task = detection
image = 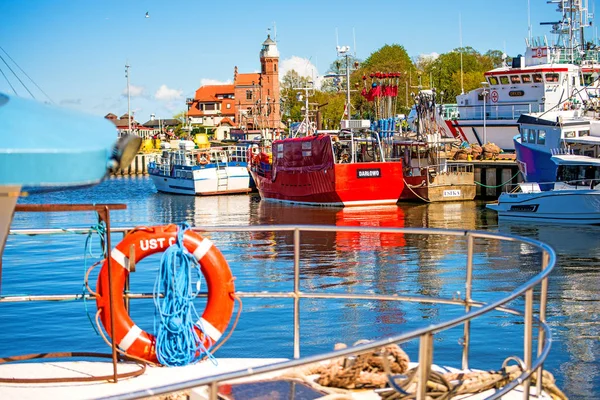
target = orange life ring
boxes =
[196,152,210,165]
[95,225,235,364]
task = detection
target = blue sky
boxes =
[0,0,592,123]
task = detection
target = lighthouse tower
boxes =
[259,34,280,132]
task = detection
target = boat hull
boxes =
[400,175,476,202]
[445,119,519,150]
[251,162,405,207]
[487,189,600,224]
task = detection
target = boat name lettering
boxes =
[139,237,177,251]
[443,190,461,197]
[509,205,539,212]
[357,168,381,178]
[509,90,525,97]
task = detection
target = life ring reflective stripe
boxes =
[95,225,235,364]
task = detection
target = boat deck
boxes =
[0,359,553,400]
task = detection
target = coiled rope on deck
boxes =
[153,223,212,366]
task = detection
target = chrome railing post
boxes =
[523,288,534,399]
[462,233,474,370]
[537,251,550,396]
[417,332,434,400]
[293,228,301,359]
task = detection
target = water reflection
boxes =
[496,221,600,399]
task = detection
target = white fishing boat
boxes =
[148,141,251,196]
[445,0,600,150]
[487,154,600,224]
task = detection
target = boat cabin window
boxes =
[528,129,537,143]
[499,76,509,85]
[510,75,521,84]
[537,130,546,145]
[545,73,559,83]
[488,76,499,85]
[533,74,543,83]
[520,128,529,143]
[564,130,576,138]
[583,73,596,85]
[579,129,590,137]
[521,75,532,83]
[557,164,600,183]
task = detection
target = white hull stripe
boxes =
[111,248,129,270]
[119,324,142,351]
[192,238,213,261]
[197,317,222,342]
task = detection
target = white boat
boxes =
[148,141,252,196]
[487,154,600,224]
[446,0,600,150]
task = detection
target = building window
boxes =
[205,103,215,111]
[262,64,265,74]
[246,90,252,100]
[268,89,270,96]
[227,103,231,109]
[274,64,277,72]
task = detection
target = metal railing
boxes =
[1,225,556,400]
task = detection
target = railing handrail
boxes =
[3,225,556,400]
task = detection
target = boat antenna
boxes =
[353,27,357,57]
[459,13,464,94]
[527,0,532,43]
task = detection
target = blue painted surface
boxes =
[0,93,116,186]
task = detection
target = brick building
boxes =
[187,35,281,140]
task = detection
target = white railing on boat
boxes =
[2,225,556,400]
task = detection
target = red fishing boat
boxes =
[248,131,405,206]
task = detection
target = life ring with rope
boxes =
[95,225,235,364]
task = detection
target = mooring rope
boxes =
[82,217,107,334]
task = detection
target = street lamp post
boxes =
[481,82,489,145]
[125,64,131,135]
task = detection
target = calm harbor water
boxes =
[0,176,598,399]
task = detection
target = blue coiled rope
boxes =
[82,216,107,334]
[153,223,213,366]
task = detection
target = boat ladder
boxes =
[216,163,229,191]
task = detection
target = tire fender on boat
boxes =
[95,224,235,363]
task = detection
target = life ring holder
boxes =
[94,225,236,364]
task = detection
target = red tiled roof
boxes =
[235,73,260,86]
[194,84,234,102]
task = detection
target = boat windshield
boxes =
[556,164,600,183]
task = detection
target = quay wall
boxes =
[112,154,522,199]
[461,160,522,199]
